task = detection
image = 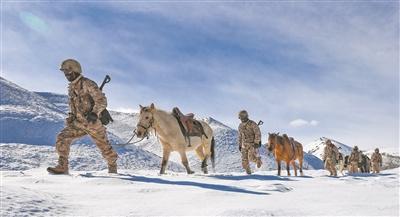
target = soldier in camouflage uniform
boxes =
[238,110,262,175]
[348,146,362,174]
[47,59,118,174]
[323,139,339,176]
[371,148,383,173]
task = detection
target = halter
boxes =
[137,112,155,138]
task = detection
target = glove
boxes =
[254,143,261,148]
[239,146,242,152]
[86,112,98,124]
[66,113,75,125]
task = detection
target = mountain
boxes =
[0,77,65,145]
[304,137,353,160]
[35,92,69,113]
[365,149,400,170]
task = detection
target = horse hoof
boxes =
[188,171,195,174]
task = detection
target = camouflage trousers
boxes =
[324,158,337,176]
[56,122,118,165]
[349,161,359,174]
[241,143,261,170]
[371,162,380,173]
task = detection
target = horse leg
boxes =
[160,144,171,175]
[299,157,304,176]
[195,146,208,174]
[277,160,281,176]
[292,161,297,176]
[286,161,291,176]
[179,150,194,174]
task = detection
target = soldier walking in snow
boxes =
[371,148,383,173]
[238,110,262,175]
[47,59,118,174]
[348,146,362,174]
[323,139,339,176]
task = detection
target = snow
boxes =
[1,168,399,216]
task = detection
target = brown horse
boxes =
[267,133,304,176]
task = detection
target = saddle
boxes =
[172,107,208,147]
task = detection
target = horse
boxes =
[135,103,215,175]
[267,133,304,176]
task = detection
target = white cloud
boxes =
[290,119,319,128]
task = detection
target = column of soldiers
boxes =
[48,59,384,176]
[323,141,383,176]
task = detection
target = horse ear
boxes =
[139,105,144,110]
[150,103,155,110]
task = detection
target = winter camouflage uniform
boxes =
[348,147,362,174]
[48,59,118,174]
[323,141,339,176]
[238,119,262,173]
[371,149,382,173]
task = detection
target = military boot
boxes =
[108,162,118,174]
[245,167,252,175]
[47,157,69,175]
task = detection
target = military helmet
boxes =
[353,146,359,151]
[60,59,82,74]
[375,148,379,152]
[326,139,332,144]
[238,110,248,119]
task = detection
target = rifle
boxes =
[98,75,113,125]
[99,75,111,90]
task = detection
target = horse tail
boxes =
[211,137,216,171]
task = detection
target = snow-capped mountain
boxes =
[35,92,69,113]
[365,149,400,170]
[304,137,353,160]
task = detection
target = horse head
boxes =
[136,103,156,138]
[267,133,278,152]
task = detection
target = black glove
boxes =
[254,143,261,148]
[239,146,242,152]
[86,112,98,124]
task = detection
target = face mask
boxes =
[64,71,79,82]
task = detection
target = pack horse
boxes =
[136,103,215,174]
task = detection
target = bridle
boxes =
[137,113,155,138]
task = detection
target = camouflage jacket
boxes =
[371,152,382,164]
[238,120,261,145]
[323,144,339,162]
[67,75,107,124]
[349,150,362,163]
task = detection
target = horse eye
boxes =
[145,117,149,119]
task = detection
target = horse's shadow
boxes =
[209,174,296,181]
[80,173,270,195]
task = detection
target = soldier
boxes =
[47,59,118,174]
[238,110,262,175]
[348,146,362,174]
[323,139,339,176]
[371,148,383,173]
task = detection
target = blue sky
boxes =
[2,1,399,150]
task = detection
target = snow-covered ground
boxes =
[1,168,399,216]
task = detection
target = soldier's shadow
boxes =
[80,173,270,195]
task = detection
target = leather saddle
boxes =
[172,107,208,146]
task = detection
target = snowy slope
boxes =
[0,143,183,172]
[1,168,399,216]
[0,77,66,145]
[34,92,69,113]
[304,137,353,160]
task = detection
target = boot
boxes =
[47,157,69,175]
[245,167,252,175]
[256,158,262,168]
[108,162,118,174]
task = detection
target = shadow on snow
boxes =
[80,173,270,195]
